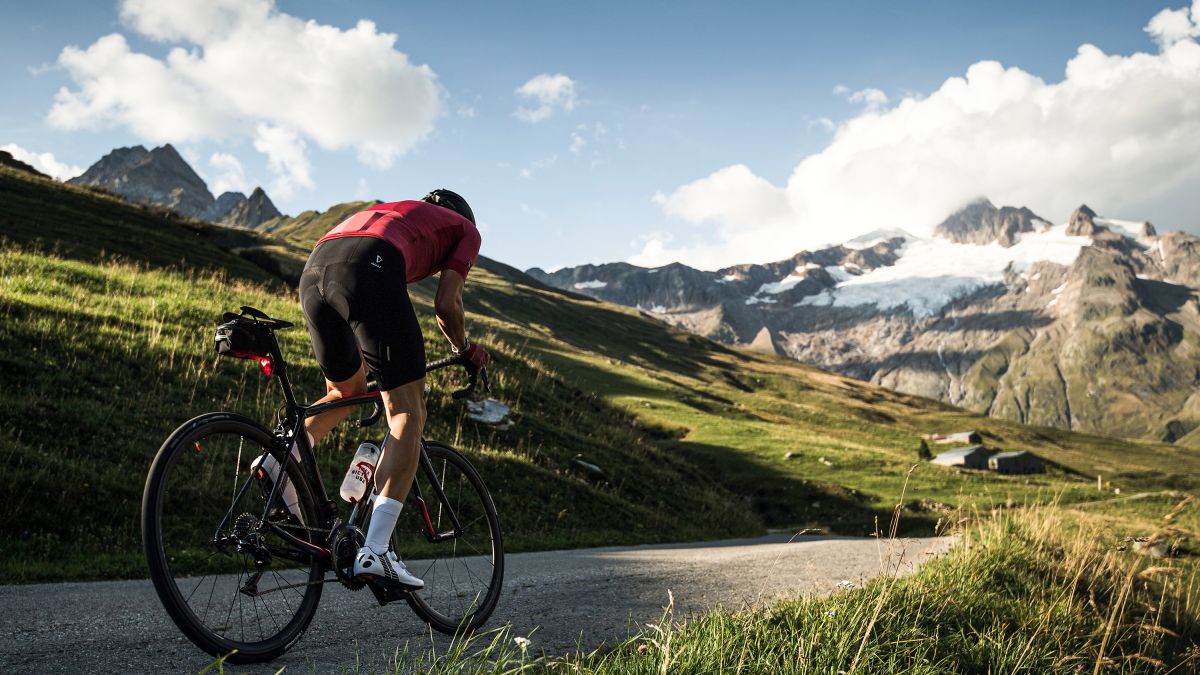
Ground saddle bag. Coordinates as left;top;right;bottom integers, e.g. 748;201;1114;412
214;314;273;359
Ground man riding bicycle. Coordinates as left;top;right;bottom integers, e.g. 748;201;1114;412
252;189;489;590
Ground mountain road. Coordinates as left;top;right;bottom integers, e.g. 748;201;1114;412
1;534;954;673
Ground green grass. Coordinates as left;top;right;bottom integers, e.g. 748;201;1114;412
283;499;1194;674
568;503;1199;673
1;162;1197;588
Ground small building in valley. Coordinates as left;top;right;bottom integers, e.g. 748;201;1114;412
930;445;990;470
988;451;1043;475
924;431;983;445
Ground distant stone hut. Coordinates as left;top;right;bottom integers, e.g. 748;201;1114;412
988;451;1043;475
930;445;991;470
924;431;983;445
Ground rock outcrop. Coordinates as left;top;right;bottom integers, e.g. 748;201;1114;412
933;198;1045;247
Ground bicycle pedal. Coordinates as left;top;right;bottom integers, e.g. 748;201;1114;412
367;580;410;606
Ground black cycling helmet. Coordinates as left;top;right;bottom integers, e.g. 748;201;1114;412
421;188;475;224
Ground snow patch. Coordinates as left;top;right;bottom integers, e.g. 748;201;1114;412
1095;217;1152;244
745;295;777;305
573;280;607;289
795;225;1090;318
844;228;911;250
824;265;853;282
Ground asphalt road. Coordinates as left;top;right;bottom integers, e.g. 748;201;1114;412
2;534;953;674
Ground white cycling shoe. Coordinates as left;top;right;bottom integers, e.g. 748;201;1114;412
249;453;305;526
353;548;425;589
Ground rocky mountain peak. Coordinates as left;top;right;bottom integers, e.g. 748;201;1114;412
69;143;215;218
933;198;1044;247
69;144;284;226
1067;204;1098;236
219;187;282;228
1141;221;1157;238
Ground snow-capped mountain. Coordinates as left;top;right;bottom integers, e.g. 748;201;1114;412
528;199;1200;444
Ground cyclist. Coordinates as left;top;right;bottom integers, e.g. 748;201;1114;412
252;189;488;590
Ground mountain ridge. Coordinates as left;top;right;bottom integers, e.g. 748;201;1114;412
529;200;1199;444
67;143;282;228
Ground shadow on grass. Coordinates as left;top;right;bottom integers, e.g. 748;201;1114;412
675;440;942;537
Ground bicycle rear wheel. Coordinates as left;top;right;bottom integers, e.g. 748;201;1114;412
141;413;324;664
390;441;504;634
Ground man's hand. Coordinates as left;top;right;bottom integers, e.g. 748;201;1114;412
461;341;490;371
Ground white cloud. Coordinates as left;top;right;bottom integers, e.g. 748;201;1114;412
641;7;1200;270
569;131;587;155
809;117;835;132
1146;0;1200;46
47;0;440;197
846;87;888;111
0;143;83;180
207;152;247;195
253;123;311;199
514;73;577;123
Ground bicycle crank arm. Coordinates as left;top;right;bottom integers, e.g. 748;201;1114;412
239;570;265;597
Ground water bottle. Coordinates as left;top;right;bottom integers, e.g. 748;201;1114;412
339;442;381;503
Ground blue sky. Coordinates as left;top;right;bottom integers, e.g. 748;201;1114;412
3;1;1197;270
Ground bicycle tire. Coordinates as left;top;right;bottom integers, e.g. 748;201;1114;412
142;413;324;664
396;441;504;634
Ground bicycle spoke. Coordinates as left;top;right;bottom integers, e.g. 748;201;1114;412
150;423;322;655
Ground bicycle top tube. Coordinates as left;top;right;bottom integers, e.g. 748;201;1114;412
299;355;471;420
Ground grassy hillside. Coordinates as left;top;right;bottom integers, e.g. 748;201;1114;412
255;199;380;248
1;164;1197;584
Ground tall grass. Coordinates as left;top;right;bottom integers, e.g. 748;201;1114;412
313;498;1198;674
564;500;1199;674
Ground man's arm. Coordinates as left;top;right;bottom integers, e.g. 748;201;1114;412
434;269;467;352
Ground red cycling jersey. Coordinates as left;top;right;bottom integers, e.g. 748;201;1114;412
316;201;481;282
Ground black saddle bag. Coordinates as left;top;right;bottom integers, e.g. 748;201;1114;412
214;314;273;360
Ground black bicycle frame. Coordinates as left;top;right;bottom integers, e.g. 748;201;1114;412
244;333;470;563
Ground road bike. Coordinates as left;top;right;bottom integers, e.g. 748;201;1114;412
141;306;504;663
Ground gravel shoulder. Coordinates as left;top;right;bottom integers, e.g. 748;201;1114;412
1;534;954;673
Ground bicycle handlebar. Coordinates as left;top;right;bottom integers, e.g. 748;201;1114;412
353;355;490;428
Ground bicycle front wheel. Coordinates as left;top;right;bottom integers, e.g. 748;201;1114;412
141;413;324;664
392;441;504;634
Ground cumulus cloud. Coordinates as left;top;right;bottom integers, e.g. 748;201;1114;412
640;5;1200;269
47;0;440;197
253;123;312;199
1146;0;1200;46
207;152;247;195
514;73;577;122
0;143;83;180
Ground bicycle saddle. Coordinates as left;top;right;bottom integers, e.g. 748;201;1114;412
233;305;295;330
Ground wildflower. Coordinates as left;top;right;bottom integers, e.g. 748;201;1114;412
836;580;856;591
514;636;531;653
638;643;648;654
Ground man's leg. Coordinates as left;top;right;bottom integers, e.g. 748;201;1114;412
361;377;426;555
305;362;369;444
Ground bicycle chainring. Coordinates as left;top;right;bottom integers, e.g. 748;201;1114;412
331;525;366;590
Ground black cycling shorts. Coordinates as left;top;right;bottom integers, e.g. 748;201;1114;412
298;237;426;389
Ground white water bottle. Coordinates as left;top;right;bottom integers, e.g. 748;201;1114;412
339;442;381;503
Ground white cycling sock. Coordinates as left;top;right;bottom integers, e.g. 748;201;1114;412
364;495;403;554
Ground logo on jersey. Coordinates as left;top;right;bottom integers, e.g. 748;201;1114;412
371;255;383;269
